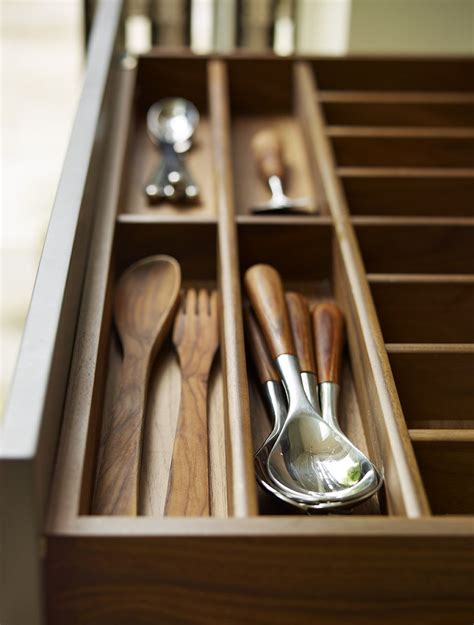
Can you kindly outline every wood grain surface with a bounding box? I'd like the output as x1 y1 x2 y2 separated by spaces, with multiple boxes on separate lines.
243 306 279 384
251 128 285 181
285 291 316 374
92 257 180 515
313 301 344 385
244 264 295 360
165 290 219 516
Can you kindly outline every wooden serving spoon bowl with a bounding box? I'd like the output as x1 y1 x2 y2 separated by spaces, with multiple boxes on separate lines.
93 255 181 515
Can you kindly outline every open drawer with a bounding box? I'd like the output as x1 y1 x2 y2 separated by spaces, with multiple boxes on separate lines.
2 5 473 624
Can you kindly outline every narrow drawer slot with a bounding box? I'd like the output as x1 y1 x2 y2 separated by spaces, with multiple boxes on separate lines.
340 168 474 217
311 58 474 92
320 92 474 128
354 220 474 274
328 127 474 168
368 275 474 344
387 345 474 429
410 431 474 515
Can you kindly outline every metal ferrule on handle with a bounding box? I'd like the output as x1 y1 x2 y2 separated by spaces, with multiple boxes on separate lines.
301 371 321 416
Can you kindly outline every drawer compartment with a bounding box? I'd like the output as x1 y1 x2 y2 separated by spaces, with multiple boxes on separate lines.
238 222 384 515
80 221 229 518
354 221 474 274
228 59 325 217
118 57 216 217
321 93 474 128
387 346 474 429
368 275 474 344
411 431 474 514
340 170 474 217
329 127 474 168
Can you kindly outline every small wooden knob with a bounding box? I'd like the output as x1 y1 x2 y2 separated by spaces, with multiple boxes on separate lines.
243 307 279 384
285 292 316 376
312 301 344 384
251 129 285 181
244 264 295 360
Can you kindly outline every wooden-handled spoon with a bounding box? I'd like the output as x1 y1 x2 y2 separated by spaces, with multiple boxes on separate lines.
92 255 181 515
285 292 320 412
165 289 219 516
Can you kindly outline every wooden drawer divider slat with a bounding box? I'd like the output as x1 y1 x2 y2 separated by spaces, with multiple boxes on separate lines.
208 59 258 516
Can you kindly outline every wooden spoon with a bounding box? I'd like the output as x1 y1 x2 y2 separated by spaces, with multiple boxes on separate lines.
92 255 181 515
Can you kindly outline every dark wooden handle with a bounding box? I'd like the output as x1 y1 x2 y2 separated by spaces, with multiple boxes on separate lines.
92 352 148 515
243 306 279 384
251 129 285 180
244 264 295 359
312 301 344 384
286 291 317 376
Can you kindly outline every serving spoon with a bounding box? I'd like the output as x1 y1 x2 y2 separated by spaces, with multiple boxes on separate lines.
93 255 181 515
245 264 381 504
244 302 380 514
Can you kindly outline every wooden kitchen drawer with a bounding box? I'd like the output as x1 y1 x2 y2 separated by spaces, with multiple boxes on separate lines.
2 4 473 624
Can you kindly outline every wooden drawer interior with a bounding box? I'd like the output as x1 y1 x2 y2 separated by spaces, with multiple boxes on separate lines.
45 54 474 624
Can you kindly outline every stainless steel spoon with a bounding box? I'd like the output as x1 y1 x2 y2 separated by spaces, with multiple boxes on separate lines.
145 98 199 202
244 302 374 512
245 264 381 504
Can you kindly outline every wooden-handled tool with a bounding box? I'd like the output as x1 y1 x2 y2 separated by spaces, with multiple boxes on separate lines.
312 301 344 386
244 264 296 360
243 305 279 386
165 289 219 516
92 255 181 515
250 129 315 215
285 291 320 412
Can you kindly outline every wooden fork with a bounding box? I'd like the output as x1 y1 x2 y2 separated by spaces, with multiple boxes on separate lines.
165 289 219 516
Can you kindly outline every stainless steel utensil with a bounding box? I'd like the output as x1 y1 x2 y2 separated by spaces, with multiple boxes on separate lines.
245 302 376 512
250 129 315 214
145 98 199 202
245 264 381 504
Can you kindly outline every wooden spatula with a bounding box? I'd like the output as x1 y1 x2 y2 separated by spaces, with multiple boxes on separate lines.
92 255 181 515
165 289 219 516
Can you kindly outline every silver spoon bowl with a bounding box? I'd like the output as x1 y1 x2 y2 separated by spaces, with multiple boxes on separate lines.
145 98 199 202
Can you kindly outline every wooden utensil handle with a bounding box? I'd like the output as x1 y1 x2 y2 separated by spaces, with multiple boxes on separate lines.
92 353 148 515
251 129 285 181
286 292 317 376
312 302 344 384
165 375 210 516
243 306 279 384
244 264 295 360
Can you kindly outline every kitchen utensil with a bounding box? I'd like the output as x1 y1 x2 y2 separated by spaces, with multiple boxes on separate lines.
245 264 380 504
245 302 371 512
92 255 181 515
145 98 200 202
165 289 219 516
285 292 320 412
250 129 315 215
